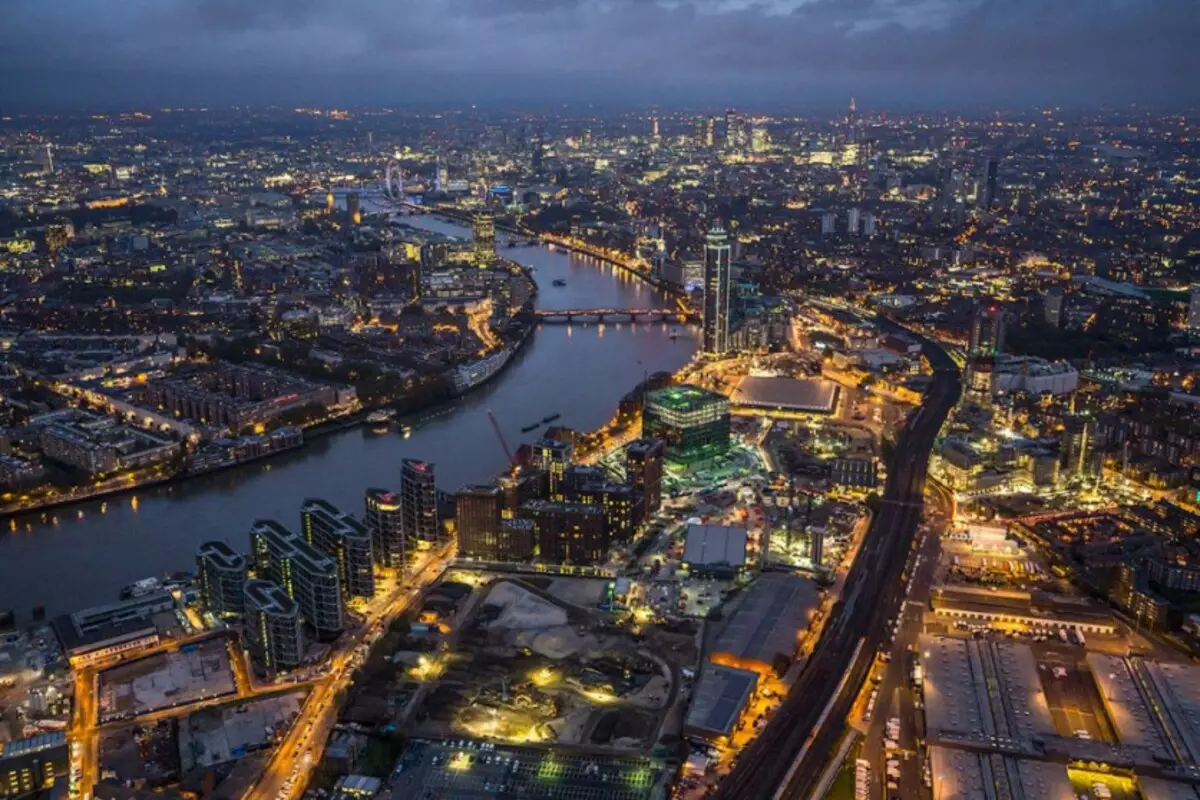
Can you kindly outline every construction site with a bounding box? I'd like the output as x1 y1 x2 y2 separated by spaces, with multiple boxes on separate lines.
350 571 701 755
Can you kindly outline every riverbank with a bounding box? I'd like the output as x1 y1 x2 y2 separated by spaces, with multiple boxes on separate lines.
0 211 697 619
0 259 534 520
403 202 682 297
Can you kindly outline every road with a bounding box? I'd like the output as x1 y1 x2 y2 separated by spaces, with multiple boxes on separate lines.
69 631 242 800
859 479 952 799
248 546 453 800
712 329 960 800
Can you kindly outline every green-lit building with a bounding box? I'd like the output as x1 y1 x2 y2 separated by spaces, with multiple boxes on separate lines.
642 384 730 466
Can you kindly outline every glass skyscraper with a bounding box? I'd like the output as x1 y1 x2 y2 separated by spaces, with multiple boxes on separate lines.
702 224 731 355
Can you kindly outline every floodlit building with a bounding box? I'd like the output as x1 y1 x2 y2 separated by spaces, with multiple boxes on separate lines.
243 579 305 675
196 540 249 619
642 385 731 467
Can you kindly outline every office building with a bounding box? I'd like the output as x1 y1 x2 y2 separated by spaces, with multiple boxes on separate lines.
364 488 407 570
196 540 249 619
249 519 343 640
243 579 305 675
725 110 746 152
702 223 732 355
983 159 999 207
52 592 174 666
1044 288 1065 328
346 192 361 225
455 483 514 560
968 305 1006 357
301 499 375 600
862 212 877 237
567 469 644 542
847 207 861 235
472 212 496 267
810 526 823 569
1060 415 1098 479
0 732 67 798
820 212 836 237
532 439 573 500
1188 284 1200 332
520 500 608 565
642 384 731 467
401 459 441 549
499 467 547 514
626 438 665 514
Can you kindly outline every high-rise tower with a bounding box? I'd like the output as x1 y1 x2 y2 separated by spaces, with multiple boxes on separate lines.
472 213 496 267
401 459 441 550
702 223 732 355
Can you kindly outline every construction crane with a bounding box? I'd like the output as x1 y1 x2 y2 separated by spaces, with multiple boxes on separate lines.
486 408 519 471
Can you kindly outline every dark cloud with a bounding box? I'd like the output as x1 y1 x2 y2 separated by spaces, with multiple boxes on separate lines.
0 0 1196 110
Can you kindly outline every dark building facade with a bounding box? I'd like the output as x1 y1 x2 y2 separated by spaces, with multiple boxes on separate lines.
626 438 665 514
196 540 249 619
521 500 608 565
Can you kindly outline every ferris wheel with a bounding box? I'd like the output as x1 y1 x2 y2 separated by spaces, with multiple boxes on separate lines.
384 159 405 201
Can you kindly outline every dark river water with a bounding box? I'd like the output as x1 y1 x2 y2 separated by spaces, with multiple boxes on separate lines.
0 215 698 619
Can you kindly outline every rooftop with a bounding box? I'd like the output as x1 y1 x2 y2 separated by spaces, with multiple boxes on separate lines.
0 731 67 760
644 384 728 413
682 524 749 568
197 540 248 571
52 592 175 655
712 573 817 670
684 663 758 738
729 376 839 414
244 579 298 617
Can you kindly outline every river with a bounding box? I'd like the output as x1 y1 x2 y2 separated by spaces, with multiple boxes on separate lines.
0 215 697 619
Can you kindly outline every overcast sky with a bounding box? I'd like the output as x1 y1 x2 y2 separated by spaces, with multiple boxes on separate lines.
1 0 1197 112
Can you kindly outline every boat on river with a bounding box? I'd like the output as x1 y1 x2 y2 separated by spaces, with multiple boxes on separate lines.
552 279 567 287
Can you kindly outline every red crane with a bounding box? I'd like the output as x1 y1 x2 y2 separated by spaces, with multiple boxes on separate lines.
486 408 518 471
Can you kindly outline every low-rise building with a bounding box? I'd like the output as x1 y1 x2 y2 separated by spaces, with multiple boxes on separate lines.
52 592 175 665
682 524 750 579
683 663 759 743
0 732 68 798
35 409 180 476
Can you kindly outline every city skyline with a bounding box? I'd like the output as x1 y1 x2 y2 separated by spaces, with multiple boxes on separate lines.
2 0 1199 110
